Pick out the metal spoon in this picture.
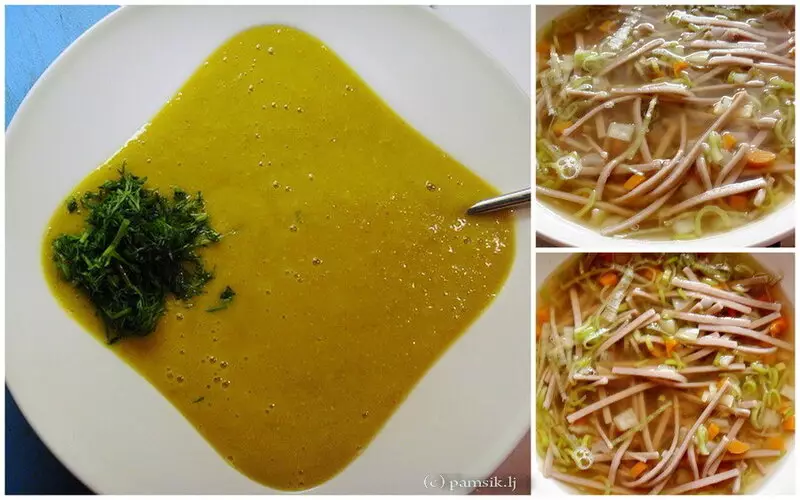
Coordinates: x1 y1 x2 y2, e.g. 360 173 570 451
467 187 531 215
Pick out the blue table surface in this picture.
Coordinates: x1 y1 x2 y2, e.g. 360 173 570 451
5 6 118 493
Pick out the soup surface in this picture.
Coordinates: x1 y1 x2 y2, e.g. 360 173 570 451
44 25 515 490
536 253 794 494
536 6 795 240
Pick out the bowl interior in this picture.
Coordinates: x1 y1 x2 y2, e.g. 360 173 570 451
533 252 796 495
533 6 795 247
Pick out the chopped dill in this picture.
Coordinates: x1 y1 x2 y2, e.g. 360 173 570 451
206 286 236 312
192 396 205 404
66 196 78 213
52 168 221 343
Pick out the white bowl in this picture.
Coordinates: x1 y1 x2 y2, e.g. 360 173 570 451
534 252 796 495
535 5 795 248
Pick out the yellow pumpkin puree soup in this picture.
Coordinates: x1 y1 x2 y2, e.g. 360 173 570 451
43 26 515 490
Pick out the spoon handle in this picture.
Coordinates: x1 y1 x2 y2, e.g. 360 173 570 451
467 187 531 215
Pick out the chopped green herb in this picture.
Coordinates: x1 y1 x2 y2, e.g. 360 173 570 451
207 286 236 312
192 396 205 404
66 196 79 213
52 168 221 343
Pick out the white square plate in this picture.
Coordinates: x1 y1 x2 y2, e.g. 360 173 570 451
6 5 531 494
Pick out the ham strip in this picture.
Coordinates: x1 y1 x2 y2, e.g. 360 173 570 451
612 366 688 382
684 291 752 314
702 436 730 477
566 382 656 423
592 415 614 450
544 443 554 478
720 449 782 460
691 335 738 349
698 324 794 351
594 309 658 356
679 363 746 374
663 469 740 495
622 395 681 487
735 344 778 355
748 311 782 330
598 386 612 425
609 436 634 485
641 380 731 487
666 311 750 326
688 441 700 480
672 278 782 310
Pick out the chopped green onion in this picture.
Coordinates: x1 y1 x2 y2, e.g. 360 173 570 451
694 424 709 455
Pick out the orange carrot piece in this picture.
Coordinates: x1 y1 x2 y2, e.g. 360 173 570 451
728 195 749 211
598 273 619 287
708 422 720 441
784 415 795 432
552 119 573 136
537 307 550 325
665 338 678 357
673 61 689 77
624 173 646 190
746 148 777 168
536 41 551 55
768 317 788 337
722 132 738 151
765 436 785 451
727 440 751 454
630 461 648 479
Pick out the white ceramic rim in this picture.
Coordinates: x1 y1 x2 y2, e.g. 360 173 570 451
533 252 796 495
534 5 796 248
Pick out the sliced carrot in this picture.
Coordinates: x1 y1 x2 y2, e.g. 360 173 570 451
746 148 777 168
536 41 551 55
768 317 788 337
784 414 795 432
598 272 619 287
537 307 550 325
722 132 738 151
728 194 749 211
624 173 646 191
765 436 785 451
629 461 648 479
708 422 720 441
763 352 778 364
673 61 689 77
665 338 678 357
726 439 751 454
552 119 573 136
599 20 617 33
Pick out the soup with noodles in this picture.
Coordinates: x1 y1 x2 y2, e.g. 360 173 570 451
536 253 794 494
536 6 795 240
